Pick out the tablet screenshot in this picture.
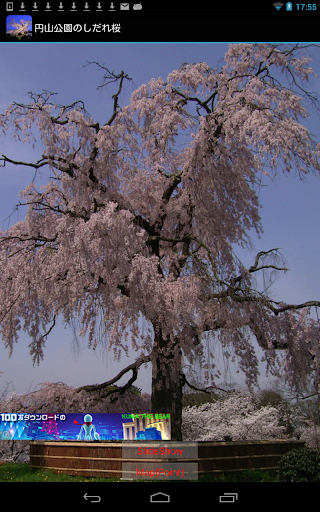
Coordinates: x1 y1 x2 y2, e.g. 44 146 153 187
0 3 319 504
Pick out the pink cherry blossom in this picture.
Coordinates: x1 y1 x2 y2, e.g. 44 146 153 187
0 45 320 440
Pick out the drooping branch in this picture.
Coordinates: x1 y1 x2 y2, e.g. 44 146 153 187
230 266 320 318
43 315 56 339
0 155 49 171
271 301 320 315
0 153 78 178
193 247 320 357
181 373 230 394
76 354 151 399
248 248 288 274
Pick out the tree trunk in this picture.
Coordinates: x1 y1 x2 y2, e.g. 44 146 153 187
151 323 183 441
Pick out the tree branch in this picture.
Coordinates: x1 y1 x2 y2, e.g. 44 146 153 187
272 300 320 316
0 153 78 178
248 248 287 273
83 63 132 127
181 373 230 394
0 154 49 170
172 87 212 115
76 354 151 398
43 315 56 338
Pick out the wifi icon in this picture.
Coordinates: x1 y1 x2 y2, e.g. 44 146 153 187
273 2 284 9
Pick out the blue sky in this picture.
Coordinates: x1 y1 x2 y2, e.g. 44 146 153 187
0 43 319 397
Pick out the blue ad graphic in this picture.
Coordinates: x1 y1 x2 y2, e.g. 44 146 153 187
0 413 171 441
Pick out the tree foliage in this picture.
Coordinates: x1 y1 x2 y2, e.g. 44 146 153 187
278 447 320 482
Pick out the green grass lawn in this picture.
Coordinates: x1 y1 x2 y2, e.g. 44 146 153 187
0 463 118 482
0 463 278 482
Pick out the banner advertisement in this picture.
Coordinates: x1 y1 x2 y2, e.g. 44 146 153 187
0 413 171 441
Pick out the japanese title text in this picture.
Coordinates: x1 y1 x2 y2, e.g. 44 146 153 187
35 23 121 33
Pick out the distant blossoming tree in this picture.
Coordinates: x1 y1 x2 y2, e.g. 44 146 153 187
182 391 285 441
0 381 150 462
1 44 320 440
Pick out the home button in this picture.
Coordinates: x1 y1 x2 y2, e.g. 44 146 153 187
150 492 170 503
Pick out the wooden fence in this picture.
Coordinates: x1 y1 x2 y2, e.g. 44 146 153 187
29 439 305 479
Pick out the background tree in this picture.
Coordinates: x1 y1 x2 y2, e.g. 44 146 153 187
0 380 150 462
182 390 286 441
1 44 320 440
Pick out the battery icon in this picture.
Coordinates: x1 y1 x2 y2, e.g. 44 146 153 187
286 2 293 9
219 493 239 503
